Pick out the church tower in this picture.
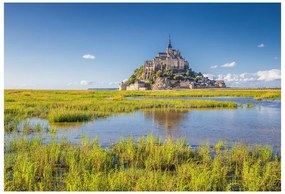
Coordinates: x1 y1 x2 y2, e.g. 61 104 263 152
166 34 173 57
168 34 172 49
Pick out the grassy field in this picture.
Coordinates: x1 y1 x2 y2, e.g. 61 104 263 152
4 89 281 191
4 89 280 133
121 89 281 100
4 135 281 191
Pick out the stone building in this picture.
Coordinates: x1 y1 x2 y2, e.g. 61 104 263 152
122 81 148 91
118 35 227 90
144 35 189 79
215 80 226 88
118 82 127 90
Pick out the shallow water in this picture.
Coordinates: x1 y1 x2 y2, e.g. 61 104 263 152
6 97 281 151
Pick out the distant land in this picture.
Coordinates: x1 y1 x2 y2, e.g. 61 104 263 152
88 88 118 91
87 87 281 91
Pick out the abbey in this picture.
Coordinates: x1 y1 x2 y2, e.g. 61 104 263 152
144 35 189 80
119 36 226 90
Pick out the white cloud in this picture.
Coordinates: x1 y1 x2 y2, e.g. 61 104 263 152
203 73 215 80
210 65 218 69
239 73 257 82
108 81 121 86
204 69 281 87
224 73 239 82
257 43 265 48
80 80 93 86
274 56 279 60
215 73 258 83
221 61 236 68
82 54 95 59
257 69 281 81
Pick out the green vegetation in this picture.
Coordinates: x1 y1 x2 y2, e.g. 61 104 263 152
4 90 242 132
246 103 254 108
124 63 206 87
125 65 144 85
122 89 281 99
4 89 280 132
156 70 163 77
5 135 280 191
48 109 92 122
4 90 281 191
173 74 183 80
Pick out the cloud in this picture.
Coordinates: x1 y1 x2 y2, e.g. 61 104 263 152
108 81 120 86
257 43 265 48
239 73 257 82
215 73 257 83
274 56 279 60
210 65 218 69
204 69 280 86
221 61 236 68
80 80 93 86
82 54 95 59
203 73 215 80
256 69 281 81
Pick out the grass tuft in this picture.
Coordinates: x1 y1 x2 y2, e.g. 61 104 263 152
4 135 281 191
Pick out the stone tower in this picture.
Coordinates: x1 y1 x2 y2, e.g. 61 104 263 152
166 34 173 57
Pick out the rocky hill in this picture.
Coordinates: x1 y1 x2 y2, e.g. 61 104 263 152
119 66 225 90
119 37 226 90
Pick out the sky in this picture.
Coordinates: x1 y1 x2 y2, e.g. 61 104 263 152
4 3 281 89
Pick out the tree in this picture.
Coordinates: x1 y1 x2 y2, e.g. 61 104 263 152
125 75 136 85
156 70 163 77
186 70 190 76
164 69 172 77
148 77 154 84
174 74 183 80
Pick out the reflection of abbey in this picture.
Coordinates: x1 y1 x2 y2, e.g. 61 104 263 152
119 36 226 90
144 36 189 80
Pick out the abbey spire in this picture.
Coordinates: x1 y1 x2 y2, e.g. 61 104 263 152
168 34 172 49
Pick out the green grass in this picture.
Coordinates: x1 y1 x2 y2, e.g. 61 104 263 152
121 89 281 99
4 135 281 191
4 89 281 191
4 90 244 131
48 109 92 122
246 103 254 108
4 89 280 131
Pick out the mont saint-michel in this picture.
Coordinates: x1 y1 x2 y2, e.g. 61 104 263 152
4 3 281 192
119 36 226 90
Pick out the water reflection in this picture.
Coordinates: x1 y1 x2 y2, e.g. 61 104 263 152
5 97 281 152
50 122 86 130
143 110 188 137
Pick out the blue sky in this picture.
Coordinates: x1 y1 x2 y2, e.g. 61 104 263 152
4 3 281 89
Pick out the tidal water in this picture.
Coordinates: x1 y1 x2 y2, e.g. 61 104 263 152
6 97 281 151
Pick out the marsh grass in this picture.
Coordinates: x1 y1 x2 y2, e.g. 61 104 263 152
246 103 254 108
48 109 92 122
4 89 280 132
4 90 244 130
122 89 281 99
4 135 281 191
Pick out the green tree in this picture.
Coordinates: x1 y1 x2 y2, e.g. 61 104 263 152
164 69 172 77
156 70 163 77
148 77 154 84
174 75 183 80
